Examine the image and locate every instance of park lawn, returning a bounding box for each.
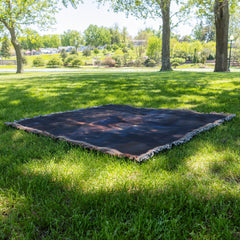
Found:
[0,71,239,239]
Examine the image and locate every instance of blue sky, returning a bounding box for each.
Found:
[41,1,195,37]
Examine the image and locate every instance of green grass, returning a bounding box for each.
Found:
[0,71,239,239]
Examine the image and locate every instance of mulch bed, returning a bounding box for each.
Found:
[5,104,235,162]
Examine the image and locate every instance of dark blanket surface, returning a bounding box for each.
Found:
[5,104,235,162]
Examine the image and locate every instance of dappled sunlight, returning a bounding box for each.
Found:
[0,71,240,239]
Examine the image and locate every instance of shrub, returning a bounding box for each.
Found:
[106,45,112,51]
[60,49,68,60]
[94,48,99,54]
[82,49,91,57]
[33,56,45,67]
[70,48,78,55]
[94,58,101,66]
[47,57,62,68]
[170,58,185,65]
[133,58,143,67]
[112,44,119,51]
[122,47,128,53]
[114,49,124,55]
[171,62,180,68]
[144,58,156,67]
[103,49,108,55]
[123,53,130,67]
[102,57,116,67]
[71,57,83,67]
[22,56,28,65]
[112,55,123,67]
[64,56,75,66]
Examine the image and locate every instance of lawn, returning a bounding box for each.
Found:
[0,71,239,239]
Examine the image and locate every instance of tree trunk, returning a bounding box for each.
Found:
[214,0,229,72]
[160,0,172,71]
[9,27,24,73]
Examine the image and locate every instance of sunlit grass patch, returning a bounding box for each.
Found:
[0,71,239,239]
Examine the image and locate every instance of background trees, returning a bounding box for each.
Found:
[0,0,83,73]
[188,0,239,72]
[84,25,111,47]
[96,0,176,71]
[0,36,11,59]
[61,30,83,49]
[0,0,61,73]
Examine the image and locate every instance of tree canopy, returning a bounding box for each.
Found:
[0,0,83,73]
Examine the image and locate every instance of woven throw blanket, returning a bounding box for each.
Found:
[5,104,235,162]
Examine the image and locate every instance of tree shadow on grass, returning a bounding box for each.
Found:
[1,71,239,171]
[0,71,240,239]
[1,137,240,239]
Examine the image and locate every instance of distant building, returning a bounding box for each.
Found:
[39,48,58,54]
[58,46,75,53]
[132,40,147,47]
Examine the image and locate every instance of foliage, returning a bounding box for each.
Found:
[103,49,108,55]
[144,58,157,67]
[106,44,112,51]
[84,25,111,47]
[33,56,45,67]
[122,47,128,53]
[94,48,100,54]
[134,28,154,43]
[60,49,68,60]
[64,55,76,66]
[0,0,80,73]
[171,61,180,68]
[112,55,124,67]
[71,57,83,67]
[47,57,63,68]
[19,29,42,51]
[109,24,121,45]
[229,5,240,40]
[135,45,146,59]
[61,30,83,49]
[112,43,119,51]
[0,37,11,59]
[70,48,78,55]
[193,21,215,42]
[102,57,116,67]
[82,49,91,57]
[113,49,124,56]
[146,36,161,63]
[22,56,28,65]
[170,57,185,64]
[94,58,101,66]
[133,58,144,67]
[41,34,61,48]
[0,0,59,31]
[64,55,83,67]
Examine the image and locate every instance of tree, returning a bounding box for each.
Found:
[84,25,111,47]
[20,29,42,51]
[96,0,176,71]
[109,24,121,45]
[40,34,61,48]
[146,36,162,63]
[1,36,11,59]
[121,27,129,44]
[188,0,239,72]
[214,0,229,71]
[229,5,240,40]
[134,28,154,44]
[61,30,83,49]
[0,0,82,73]
[193,21,215,42]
